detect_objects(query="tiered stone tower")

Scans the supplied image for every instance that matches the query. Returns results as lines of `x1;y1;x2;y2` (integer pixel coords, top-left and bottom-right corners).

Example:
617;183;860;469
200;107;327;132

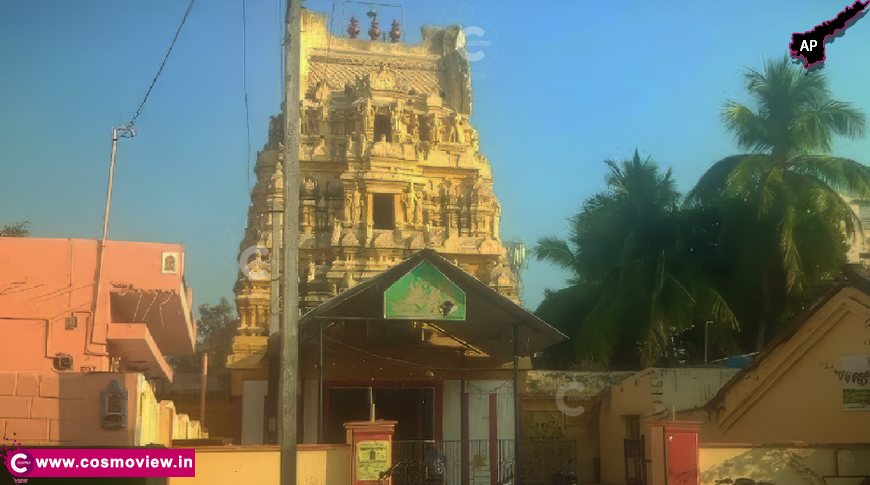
229;11;517;365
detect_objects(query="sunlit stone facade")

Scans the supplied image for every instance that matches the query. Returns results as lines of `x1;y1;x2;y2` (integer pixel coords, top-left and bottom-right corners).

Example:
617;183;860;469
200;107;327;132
229;11;517;365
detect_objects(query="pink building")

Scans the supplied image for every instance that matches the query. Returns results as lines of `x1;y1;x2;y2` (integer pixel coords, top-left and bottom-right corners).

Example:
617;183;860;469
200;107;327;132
0;238;203;446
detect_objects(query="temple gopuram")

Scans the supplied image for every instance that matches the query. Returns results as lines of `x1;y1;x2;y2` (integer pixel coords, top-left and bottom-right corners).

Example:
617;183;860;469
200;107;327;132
228;10;518;367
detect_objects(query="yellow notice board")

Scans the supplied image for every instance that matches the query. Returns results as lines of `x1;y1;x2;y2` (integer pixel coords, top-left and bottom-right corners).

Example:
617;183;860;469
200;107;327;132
841;355;870;411
356;440;391;481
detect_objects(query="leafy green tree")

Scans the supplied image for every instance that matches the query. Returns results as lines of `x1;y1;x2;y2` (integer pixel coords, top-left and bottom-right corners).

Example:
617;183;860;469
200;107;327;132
534;150;738;368
687;55;870;350
170;297;238;375
0;221;30;237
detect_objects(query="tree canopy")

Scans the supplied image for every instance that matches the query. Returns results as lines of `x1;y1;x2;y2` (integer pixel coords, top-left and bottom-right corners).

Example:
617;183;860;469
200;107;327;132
0;221;30;237
687;55;869;350
533;56;870;369
169;297;238;375
534;150;737;369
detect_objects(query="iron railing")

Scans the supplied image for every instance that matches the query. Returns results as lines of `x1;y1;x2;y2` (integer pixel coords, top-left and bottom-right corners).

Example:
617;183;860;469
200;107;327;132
390;440;575;485
624;436;646;485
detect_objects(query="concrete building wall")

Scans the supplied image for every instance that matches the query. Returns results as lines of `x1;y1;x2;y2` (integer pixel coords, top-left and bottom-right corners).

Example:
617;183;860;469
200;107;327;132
442;380;514;442
0;238;195;378
167;444;352;485
703;289;870;445
0;372;146;446
598;368;739;485
242;380;268;445
168;446;281;485
0;238;206;446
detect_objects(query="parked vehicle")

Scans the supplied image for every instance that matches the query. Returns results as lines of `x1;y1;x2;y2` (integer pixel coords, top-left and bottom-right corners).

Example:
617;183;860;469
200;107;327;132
378;461;405;485
553;458;577;485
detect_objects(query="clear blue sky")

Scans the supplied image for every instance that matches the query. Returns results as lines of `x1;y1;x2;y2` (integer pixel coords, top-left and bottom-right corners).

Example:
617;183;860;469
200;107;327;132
2;0;869;316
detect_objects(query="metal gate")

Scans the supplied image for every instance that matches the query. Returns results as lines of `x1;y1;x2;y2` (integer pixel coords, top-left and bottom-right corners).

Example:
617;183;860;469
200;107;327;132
624;436;646;485
391;439;574;485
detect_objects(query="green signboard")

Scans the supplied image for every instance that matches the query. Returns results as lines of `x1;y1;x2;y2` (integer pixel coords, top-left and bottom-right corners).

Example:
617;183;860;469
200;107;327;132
384;261;466;320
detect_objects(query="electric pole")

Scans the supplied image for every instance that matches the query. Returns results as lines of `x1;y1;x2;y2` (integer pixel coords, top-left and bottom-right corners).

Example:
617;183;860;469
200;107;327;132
281;0;301;483
102;125;137;243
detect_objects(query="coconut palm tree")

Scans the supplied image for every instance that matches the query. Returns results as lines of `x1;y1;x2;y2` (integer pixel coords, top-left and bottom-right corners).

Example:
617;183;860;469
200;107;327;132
686;55;870;350
535;150;737;367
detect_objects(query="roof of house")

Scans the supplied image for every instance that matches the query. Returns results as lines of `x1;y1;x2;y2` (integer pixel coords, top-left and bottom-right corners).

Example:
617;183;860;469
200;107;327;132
704;266;870;414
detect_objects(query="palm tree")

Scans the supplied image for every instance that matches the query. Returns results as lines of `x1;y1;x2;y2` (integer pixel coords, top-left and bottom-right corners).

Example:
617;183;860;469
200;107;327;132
535;150;737;367
687;55;870;350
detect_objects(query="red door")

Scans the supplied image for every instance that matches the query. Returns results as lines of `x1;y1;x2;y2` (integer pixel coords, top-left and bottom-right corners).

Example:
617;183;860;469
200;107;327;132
665;431;698;485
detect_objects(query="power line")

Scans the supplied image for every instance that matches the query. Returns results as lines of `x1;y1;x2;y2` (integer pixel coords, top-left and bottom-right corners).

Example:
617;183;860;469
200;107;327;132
242;0;252;194
130;0;197;125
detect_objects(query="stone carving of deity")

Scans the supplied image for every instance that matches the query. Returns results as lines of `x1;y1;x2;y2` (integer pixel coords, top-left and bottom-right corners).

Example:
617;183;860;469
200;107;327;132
247;252;270;280
364;102;374;132
415;190;424;224
308;260;316;282
271;162;284;190
392;100;404;133
409;114;419;141
433;118;441;144
303;178;316;198
493;202;501;238
352;190;361;225
447;122;457;143
402;191;415;223
344;191;353;221
332;220;342;245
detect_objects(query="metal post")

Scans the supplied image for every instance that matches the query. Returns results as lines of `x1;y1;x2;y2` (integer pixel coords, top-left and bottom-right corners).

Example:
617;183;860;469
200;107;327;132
101;125;136;243
705;321;710;364
318;320;324;444
200;352;208;430
461;380;469;485
281;0;302;483
270;201;283;336
102;128;119;243
90;125;135;362
513;324;521;485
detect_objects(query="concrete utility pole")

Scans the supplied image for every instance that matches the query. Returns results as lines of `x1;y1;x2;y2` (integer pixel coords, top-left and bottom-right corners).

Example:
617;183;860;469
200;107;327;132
91;125;137;362
281;0;302;483
200;352;208;430
101;125;137;242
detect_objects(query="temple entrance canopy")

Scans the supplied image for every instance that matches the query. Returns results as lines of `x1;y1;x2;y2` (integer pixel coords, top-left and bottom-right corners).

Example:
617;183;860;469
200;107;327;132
285;249;566;484
300;249;564;369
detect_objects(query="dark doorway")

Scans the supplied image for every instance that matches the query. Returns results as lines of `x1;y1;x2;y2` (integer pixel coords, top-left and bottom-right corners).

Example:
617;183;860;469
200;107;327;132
326;387;435;443
372;194;395;229
374;388;434;441
328;387;371;444
374;114;392;142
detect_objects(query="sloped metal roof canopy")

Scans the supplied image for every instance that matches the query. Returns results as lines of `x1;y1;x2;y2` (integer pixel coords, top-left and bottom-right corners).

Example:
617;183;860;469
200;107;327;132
299;249;566;363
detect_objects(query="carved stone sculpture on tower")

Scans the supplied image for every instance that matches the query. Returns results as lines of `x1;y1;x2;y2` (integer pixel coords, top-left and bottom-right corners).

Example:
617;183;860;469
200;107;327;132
347;15;361;39
406;186;418;223
271;162;284;190
331;220;342;245
352;190;361;225
232;11;521;369
389;20;401;43
368;14;380;41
